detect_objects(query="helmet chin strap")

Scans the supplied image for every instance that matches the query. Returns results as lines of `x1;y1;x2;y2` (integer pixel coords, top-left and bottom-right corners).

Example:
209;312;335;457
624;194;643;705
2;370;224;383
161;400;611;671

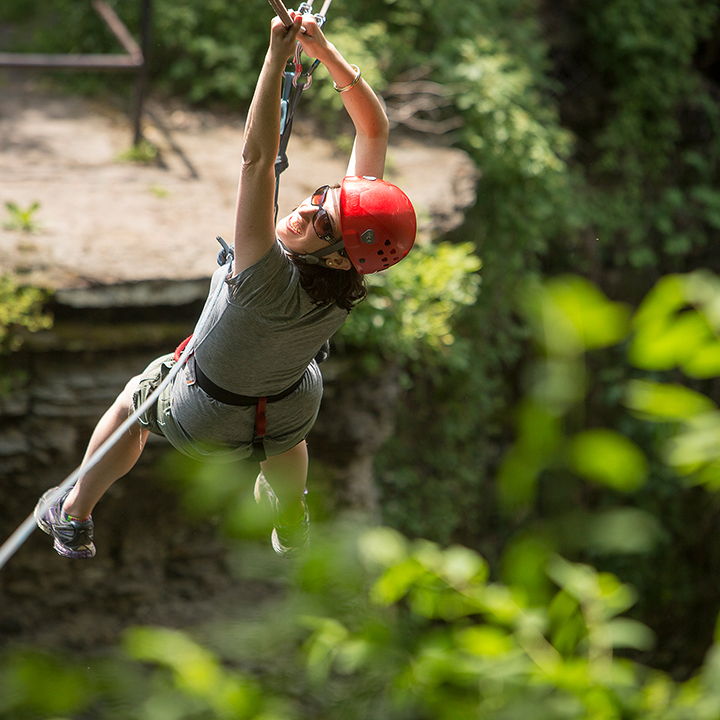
280;238;346;265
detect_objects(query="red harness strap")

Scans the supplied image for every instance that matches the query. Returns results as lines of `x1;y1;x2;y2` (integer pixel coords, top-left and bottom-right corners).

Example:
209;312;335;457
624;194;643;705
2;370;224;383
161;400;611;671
174;335;193;362
252;396;268;461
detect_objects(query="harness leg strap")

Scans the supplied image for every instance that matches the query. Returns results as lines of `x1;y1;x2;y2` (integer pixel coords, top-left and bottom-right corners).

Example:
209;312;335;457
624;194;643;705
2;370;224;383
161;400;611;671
251;396;268;463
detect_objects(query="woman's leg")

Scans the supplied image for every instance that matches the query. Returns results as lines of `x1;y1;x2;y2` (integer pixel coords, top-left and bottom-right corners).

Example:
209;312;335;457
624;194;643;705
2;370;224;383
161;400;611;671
259;439;308;525
63;376;150;519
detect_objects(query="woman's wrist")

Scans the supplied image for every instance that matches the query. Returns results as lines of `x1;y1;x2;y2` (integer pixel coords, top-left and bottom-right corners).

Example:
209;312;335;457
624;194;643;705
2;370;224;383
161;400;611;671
306;40;334;68
322;46;361;88
265;48;291;72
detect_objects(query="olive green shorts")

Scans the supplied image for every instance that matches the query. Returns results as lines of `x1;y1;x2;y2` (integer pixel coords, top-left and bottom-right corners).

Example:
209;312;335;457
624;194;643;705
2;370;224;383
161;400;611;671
131;353;175;438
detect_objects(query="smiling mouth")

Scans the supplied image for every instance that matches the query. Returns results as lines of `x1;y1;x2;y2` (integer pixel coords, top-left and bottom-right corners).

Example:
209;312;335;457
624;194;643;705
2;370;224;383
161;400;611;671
286;213;303;236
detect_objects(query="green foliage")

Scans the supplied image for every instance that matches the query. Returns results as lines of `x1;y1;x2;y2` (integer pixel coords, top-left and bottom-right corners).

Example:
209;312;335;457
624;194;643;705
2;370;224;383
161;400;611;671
0;276;52;354
497;271;720;508
579;0;720;270
2;523;720;720
623;271;720;491
337;241;481;368
3;201;42;233
115;139;159;164
124;627;268;718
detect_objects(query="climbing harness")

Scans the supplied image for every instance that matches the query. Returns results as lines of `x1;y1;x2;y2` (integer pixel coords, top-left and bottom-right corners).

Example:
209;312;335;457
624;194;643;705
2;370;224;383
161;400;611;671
0;2;332;570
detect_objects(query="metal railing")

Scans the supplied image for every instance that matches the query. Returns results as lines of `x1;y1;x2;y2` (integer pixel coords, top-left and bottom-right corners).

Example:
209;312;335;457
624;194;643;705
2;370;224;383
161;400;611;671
0;0;152;146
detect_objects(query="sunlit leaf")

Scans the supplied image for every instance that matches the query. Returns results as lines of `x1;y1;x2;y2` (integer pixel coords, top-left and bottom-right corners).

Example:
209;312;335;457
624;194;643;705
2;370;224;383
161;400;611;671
568;429;648;491
439;545;488;587
357;526;409;569
625;379;716;421
664;411;720;472
501;531;555;605
456;626;515;657
606;618;655;651
630;310;714;370
632;274;686;329
544;275;631;351
682;340;720;378
684;270;720;328
547;556;637;617
301;616;350;680
125;627;223;695
370;558;426;606
521;277;630;357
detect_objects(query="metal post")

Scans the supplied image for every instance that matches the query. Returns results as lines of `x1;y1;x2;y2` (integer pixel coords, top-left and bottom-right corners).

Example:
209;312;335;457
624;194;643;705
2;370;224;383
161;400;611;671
131;0;152;146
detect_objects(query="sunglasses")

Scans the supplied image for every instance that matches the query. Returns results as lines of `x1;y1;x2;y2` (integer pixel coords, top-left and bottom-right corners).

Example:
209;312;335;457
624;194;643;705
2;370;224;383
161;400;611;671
311;186;339;244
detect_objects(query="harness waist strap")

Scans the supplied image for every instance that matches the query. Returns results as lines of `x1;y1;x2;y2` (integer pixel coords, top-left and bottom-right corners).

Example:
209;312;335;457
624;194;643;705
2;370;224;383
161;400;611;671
191;357;305;406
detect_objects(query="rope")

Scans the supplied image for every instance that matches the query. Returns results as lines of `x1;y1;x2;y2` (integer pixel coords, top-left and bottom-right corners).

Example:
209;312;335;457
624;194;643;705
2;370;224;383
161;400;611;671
0;266;229;570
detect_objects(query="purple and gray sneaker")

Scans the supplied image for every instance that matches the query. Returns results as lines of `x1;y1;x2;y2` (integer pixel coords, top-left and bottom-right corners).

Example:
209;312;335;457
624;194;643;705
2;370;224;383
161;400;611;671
34;486;96;559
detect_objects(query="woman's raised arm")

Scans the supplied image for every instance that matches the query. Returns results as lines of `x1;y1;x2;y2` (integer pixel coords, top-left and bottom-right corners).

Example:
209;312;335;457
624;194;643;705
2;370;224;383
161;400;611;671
297;17;389;179
232;14;303;274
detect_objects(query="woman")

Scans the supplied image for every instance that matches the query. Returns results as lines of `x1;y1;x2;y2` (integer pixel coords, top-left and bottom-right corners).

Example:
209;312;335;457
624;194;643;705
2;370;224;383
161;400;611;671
35;11;416;559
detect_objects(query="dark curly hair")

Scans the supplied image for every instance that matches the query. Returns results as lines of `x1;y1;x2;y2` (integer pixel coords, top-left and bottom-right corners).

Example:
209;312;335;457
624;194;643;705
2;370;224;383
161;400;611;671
289;256;367;311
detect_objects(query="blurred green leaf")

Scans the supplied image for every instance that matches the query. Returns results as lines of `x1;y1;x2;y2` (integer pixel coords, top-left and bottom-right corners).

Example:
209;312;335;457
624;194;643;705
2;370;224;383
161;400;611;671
568;429;648;491
438;545;489;588
0;651;93;716
501;531;556;604
625;379;716;421
357;526;409;570
455;625;515;657
497;400;564;509
664;411;720;476
632;274;687;329
682;340;720;378
124;627;261;718
554;508;665;555
521;276;630;357
545;276;632;352
631;309;715;371
547;556;638;620
606;618;655;651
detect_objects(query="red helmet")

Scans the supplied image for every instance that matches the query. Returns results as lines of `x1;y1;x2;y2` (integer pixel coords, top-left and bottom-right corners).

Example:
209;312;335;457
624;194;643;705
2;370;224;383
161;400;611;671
339;176;417;274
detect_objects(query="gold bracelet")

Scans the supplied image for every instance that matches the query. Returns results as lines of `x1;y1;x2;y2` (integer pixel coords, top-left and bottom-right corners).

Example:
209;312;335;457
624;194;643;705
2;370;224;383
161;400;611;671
333;64;362;93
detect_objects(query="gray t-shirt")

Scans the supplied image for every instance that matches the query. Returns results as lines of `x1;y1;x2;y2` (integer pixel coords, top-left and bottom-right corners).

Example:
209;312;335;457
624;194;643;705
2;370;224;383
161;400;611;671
169;241;347;457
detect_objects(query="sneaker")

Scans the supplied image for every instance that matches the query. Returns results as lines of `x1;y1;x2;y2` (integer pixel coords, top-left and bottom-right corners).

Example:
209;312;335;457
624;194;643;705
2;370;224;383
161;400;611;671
34;486;96;559
254;472;309;558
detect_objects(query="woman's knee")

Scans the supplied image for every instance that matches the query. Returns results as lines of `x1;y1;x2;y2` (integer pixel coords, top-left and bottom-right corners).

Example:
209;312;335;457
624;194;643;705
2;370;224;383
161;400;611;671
115;375;142;414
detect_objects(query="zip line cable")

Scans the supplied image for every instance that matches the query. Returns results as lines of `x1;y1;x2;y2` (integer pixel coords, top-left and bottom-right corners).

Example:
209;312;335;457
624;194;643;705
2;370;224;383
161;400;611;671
0;1;331;571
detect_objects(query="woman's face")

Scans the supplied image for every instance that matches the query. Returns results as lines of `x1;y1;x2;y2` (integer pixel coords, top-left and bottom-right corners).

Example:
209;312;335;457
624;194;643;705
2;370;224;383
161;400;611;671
277;186;352;271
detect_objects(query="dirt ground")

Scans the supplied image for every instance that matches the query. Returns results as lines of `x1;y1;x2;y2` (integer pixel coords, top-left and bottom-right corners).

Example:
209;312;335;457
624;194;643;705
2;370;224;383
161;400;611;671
0;72;477;289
